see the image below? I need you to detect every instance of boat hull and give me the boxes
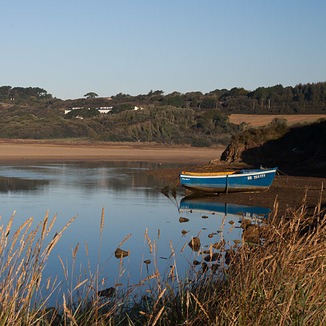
[180,168,277,194]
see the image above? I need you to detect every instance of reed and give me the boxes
[0,210,76,325]
[1,191,326,325]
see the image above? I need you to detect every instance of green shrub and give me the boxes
[191,136,212,147]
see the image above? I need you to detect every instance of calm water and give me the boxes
[0,162,270,304]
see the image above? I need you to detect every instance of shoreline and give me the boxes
[1,139,325,212]
[0,139,225,164]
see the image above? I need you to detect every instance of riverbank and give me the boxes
[0,140,326,324]
[148,161,326,214]
[0,139,324,213]
[0,139,225,164]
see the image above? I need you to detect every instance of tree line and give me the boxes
[105,82,326,114]
[0,82,325,145]
[0,86,51,102]
[1,82,326,115]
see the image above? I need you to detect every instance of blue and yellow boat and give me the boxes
[180,167,277,194]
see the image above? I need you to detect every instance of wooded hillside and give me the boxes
[0,82,325,144]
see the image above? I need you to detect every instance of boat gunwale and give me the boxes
[180,168,277,179]
[180,171,235,176]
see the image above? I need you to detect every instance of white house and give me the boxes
[97,107,112,114]
[64,107,112,115]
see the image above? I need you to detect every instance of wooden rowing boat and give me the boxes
[180,167,277,194]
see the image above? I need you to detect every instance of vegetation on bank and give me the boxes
[221,118,326,173]
[0,104,239,146]
[0,82,326,145]
[1,195,326,325]
[221,118,290,163]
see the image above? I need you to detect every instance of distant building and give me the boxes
[64,107,83,114]
[64,107,112,115]
[97,107,112,114]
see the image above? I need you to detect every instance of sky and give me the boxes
[1,0,325,99]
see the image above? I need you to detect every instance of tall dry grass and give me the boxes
[1,191,326,325]
[156,193,326,326]
[111,192,326,325]
[0,210,76,325]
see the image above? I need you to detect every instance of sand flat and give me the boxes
[0,140,224,164]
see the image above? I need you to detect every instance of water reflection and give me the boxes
[0,176,49,192]
[0,162,272,306]
[179,196,271,222]
[0,162,170,195]
[0,161,187,306]
[176,196,271,276]
[177,195,271,256]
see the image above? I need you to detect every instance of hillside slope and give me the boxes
[229,114,326,128]
[221,119,326,176]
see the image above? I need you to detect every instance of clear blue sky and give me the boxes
[1,0,325,99]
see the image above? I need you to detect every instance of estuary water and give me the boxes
[0,162,270,304]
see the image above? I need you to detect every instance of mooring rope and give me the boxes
[276,169,288,176]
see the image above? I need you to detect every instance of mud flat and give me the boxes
[148,162,326,213]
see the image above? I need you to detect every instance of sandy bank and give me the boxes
[0,140,225,164]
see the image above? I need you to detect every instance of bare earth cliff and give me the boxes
[220,119,326,176]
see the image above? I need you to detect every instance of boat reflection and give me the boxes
[179,196,271,222]
[178,196,272,259]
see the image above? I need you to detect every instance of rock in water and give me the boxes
[115,247,129,258]
[204,252,221,262]
[202,262,208,273]
[98,287,116,297]
[212,239,225,250]
[243,224,260,244]
[188,236,201,252]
